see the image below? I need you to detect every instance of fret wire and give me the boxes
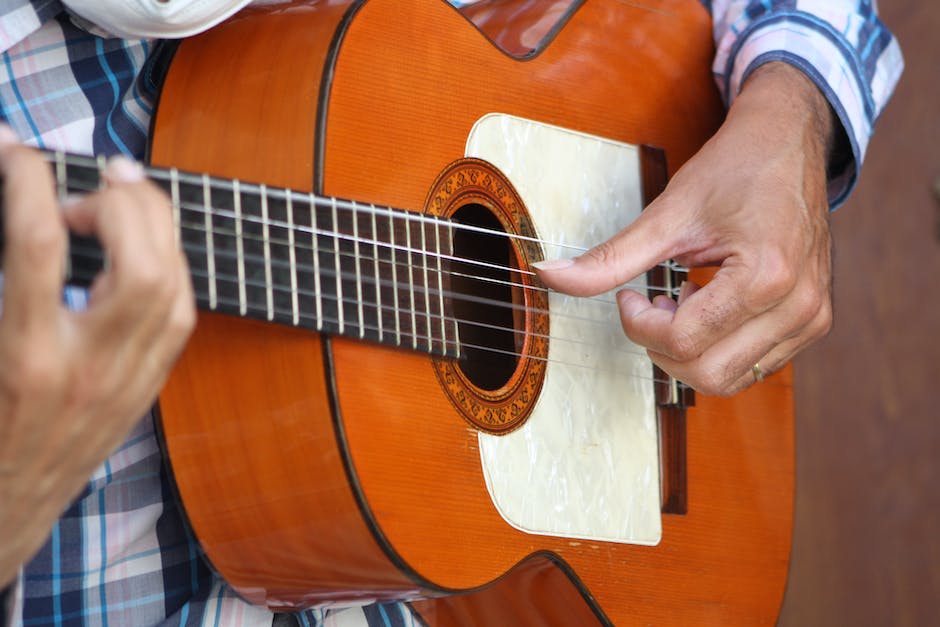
[202,173,217,310]
[95,155,106,188]
[233,179,247,316]
[330,196,344,334]
[433,215,447,355]
[286,190,299,326]
[310,192,323,331]
[55,151,67,202]
[404,212,417,349]
[352,200,365,338]
[388,204,402,347]
[447,219,460,358]
[57,152,71,282]
[260,184,274,321]
[170,168,181,249]
[370,203,383,343]
[419,216,432,351]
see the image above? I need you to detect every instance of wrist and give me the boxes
[732,61,836,166]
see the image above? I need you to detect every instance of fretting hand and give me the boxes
[0,128,196,586]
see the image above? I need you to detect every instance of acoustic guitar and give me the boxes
[79,0,792,624]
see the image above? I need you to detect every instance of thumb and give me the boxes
[532,199,687,297]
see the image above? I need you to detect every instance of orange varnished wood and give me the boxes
[328,0,792,624]
[152,0,794,624]
[153,1,425,607]
[156,315,423,605]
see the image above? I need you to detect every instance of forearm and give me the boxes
[0,139,195,588]
[730,61,835,196]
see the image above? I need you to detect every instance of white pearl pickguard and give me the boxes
[466,113,661,546]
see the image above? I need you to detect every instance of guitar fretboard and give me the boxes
[20,151,462,359]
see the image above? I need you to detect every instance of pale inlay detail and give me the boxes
[466,113,661,546]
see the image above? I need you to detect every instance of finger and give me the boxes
[160,247,197,369]
[0,126,67,334]
[652,294,677,313]
[114,247,195,423]
[677,280,700,306]
[620,258,790,362]
[650,279,701,313]
[533,197,690,297]
[648,328,781,397]
[646,297,830,396]
[67,158,178,336]
[721,335,805,395]
[103,157,179,265]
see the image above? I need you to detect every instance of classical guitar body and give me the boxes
[152,0,794,624]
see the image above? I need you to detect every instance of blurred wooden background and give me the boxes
[778,1,940,625]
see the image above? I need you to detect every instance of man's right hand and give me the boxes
[0,127,196,587]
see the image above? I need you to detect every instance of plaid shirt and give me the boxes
[0,1,902,626]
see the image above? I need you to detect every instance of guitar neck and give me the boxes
[3,150,461,358]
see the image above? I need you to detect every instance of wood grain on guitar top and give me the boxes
[152,0,794,624]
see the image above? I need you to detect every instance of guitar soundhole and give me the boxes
[450,203,520,391]
[427,158,547,435]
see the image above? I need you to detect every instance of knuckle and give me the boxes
[664,327,700,361]
[790,286,832,342]
[3,144,45,176]
[8,349,64,396]
[20,221,66,266]
[584,239,621,269]
[98,185,133,211]
[692,368,728,398]
[790,285,825,328]
[129,262,171,300]
[755,248,797,302]
[168,300,197,339]
[691,356,753,398]
[810,303,834,339]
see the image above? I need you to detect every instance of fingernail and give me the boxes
[652,294,678,313]
[531,258,576,271]
[678,280,688,298]
[104,156,145,183]
[617,289,650,317]
[61,194,87,209]
[0,124,20,147]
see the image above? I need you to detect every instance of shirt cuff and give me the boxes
[714,10,903,208]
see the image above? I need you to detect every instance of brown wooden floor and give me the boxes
[778,2,940,625]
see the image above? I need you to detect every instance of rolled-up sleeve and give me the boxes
[710,0,904,206]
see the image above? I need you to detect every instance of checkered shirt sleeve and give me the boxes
[710,0,904,206]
